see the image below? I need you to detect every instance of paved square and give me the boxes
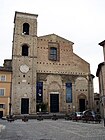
[0,119,105,140]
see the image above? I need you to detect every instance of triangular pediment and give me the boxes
[38,33,74,45]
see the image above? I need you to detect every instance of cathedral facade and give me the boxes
[11,11,94,115]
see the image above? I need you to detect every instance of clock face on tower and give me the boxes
[20,64,29,73]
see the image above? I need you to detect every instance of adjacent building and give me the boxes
[11,11,94,115]
[96,40,105,118]
[0,60,12,118]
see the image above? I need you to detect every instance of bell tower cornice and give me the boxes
[14,11,38,23]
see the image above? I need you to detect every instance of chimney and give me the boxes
[3,59,12,70]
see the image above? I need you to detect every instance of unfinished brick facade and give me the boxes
[11,11,94,115]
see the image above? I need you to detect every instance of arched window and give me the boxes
[23,23,29,35]
[22,44,29,56]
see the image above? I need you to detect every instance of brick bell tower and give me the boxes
[12,12,38,115]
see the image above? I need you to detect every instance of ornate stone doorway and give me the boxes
[78,93,86,112]
[79,99,85,112]
[50,94,59,113]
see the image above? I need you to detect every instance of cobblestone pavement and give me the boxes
[0,119,105,140]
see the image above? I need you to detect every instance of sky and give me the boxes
[0,0,105,92]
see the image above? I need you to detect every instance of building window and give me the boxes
[22,44,29,56]
[23,23,29,35]
[0,75,6,81]
[66,83,72,103]
[96,101,99,105]
[50,47,57,60]
[0,89,5,96]
[97,108,99,112]
[48,42,60,61]
[0,104,5,109]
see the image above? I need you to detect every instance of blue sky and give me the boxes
[0,0,105,92]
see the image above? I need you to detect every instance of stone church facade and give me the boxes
[11,11,94,115]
